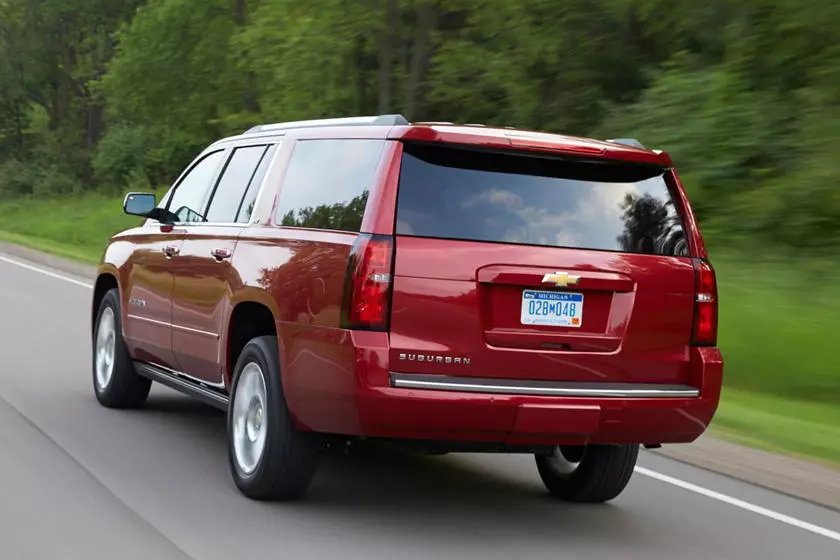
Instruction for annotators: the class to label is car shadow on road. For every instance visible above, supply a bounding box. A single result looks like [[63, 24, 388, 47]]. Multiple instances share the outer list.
[[139, 393, 656, 547]]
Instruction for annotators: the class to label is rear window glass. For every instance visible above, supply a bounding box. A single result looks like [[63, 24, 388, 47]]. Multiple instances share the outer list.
[[396, 143, 689, 257]]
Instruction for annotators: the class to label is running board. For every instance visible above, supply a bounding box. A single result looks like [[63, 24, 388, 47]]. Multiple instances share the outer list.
[[134, 362, 229, 410]]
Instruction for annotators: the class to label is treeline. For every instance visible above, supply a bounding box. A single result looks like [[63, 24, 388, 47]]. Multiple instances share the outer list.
[[1, 0, 838, 249]]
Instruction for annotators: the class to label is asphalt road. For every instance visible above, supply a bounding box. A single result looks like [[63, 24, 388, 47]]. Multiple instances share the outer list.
[[2, 253, 840, 560]]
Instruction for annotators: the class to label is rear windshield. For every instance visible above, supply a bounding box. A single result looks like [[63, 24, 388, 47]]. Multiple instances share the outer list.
[[396, 143, 689, 257]]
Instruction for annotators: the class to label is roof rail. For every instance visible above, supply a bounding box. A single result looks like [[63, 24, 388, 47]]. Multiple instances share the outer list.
[[606, 138, 646, 149], [244, 114, 409, 135]]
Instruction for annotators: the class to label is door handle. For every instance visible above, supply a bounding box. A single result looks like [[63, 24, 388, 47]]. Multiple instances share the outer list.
[[210, 248, 232, 262], [162, 245, 180, 258]]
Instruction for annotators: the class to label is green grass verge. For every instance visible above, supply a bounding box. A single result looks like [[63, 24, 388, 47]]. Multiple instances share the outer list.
[[0, 192, 837, 468], [712, 387, 840, 467], [0, 192, 147, 264]]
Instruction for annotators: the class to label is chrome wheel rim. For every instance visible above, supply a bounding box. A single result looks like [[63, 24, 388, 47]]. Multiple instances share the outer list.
[[232, 363, 268, 475], [94, 307, 117, 392], [546, 446, 585, 477]]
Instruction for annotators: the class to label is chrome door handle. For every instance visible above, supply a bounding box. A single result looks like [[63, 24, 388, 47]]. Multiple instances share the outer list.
[[162, 245, 180, 258], [210, 248, 232, 262]]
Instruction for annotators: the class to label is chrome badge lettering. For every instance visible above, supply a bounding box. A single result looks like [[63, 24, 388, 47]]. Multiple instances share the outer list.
[[399, 353, 471, 365], [129, 298, 147, 308]]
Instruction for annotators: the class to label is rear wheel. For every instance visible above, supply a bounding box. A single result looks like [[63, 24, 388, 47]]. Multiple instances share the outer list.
[[535, 444, 638, 503], [227, 335, 321, 501], [92, 289, 151, 408]]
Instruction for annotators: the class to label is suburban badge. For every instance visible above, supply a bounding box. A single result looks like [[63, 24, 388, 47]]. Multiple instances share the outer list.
[[398, 353, 471, 365]]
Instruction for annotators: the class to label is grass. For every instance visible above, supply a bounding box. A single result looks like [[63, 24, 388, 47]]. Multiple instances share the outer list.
[[708, 254, 840, 468], [0, 192, 148, 264], [713, 388, 840, 467], [712, 254, 840, 405], [0, 192, 837, 468]]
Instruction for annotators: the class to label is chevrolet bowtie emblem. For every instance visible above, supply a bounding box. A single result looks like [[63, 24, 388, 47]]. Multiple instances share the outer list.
[[541, 271, 581, 288]]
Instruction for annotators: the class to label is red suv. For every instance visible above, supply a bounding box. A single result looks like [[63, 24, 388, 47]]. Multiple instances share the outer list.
[[91, 115, 722, 502]]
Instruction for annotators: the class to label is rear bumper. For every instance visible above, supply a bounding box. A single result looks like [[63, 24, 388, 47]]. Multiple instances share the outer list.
[[358, 387, 717, 446], [284, 331, 723, 446]]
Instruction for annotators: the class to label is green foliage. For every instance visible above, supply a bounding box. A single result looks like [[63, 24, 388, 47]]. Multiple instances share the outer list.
[[597, 0, 840, 248], [103, 0, 244, 134], [0, 159, 38, 196], [0, 158, 82, 197], [92, 124, 151, 188], [1, 0, 838, 248]]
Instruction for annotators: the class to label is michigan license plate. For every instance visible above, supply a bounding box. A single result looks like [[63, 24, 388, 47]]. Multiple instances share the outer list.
[[520, 290, 584, 327]]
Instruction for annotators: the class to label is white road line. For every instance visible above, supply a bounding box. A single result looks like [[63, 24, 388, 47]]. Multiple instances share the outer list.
[[0, 255, 93, 289], [2, 250, 839, 545], [636, 467, 840, 543]]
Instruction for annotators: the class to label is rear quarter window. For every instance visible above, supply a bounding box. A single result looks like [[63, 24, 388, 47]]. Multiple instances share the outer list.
[[275, 139, 386, 232], [396, 143, 689, 257]]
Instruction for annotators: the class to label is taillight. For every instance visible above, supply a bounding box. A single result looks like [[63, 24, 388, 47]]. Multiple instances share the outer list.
[[691, 258, 718, 346], [341, 234, 395, 331]]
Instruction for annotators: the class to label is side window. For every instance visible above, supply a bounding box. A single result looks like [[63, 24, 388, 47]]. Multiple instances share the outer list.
[[275, 139, 385, 232], [237, 143, 279, 223], [166, 150, 226, 223], [205, 145, 268, 223]]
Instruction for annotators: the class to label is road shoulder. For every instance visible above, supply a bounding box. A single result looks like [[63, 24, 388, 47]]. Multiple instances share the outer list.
[[655, 435, 840, 512], [0, 241, 97, 280], [1, 241, 837, 512]]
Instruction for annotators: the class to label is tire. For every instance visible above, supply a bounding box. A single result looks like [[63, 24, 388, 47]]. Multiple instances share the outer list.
[[535, 444, 639, 503], [92, 289, 152, 408], [227, 335, 321, 501]]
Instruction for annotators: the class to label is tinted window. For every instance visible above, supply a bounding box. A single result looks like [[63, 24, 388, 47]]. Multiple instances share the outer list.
[[166, 150, 226, 223], [396, 144, 688, 257], [237, 143, 278, 223], [275, 139, 385, 232], [205, 145, 268, 223]]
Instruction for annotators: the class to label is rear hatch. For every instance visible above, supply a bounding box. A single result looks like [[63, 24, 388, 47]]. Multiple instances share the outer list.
[[389, 141, 697, 385]]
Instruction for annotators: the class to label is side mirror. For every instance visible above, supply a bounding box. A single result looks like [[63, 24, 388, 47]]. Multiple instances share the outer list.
[[123, 192, 156, 217]]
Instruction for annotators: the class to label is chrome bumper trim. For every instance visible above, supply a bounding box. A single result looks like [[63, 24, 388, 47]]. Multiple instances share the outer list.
[[390, 373, 700, 398]]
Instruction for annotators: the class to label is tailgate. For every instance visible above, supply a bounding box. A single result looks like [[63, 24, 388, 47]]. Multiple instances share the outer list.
[[388, 142, 696, 385]]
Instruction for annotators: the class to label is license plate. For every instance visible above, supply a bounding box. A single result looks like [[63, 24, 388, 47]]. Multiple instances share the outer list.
[[520, 290, 584, 327]]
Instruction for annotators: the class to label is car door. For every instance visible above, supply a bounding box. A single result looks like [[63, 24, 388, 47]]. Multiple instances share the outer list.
[[171, 143, 277, 385], [122, 149, 228, 370]]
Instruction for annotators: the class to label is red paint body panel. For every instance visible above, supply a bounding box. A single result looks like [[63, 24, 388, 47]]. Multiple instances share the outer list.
[[231, 226, 363, 432], [171, 225, 242, 385], [389, 237, 696, 384], [113, 227, 181, 370], [95, 118, 723, 449]]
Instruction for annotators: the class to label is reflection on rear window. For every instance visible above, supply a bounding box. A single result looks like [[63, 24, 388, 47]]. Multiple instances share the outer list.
[[396, 143, 688, 257]]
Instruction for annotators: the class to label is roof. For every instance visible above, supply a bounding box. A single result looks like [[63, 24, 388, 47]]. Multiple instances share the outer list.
[[225, 114, 671, 167]]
